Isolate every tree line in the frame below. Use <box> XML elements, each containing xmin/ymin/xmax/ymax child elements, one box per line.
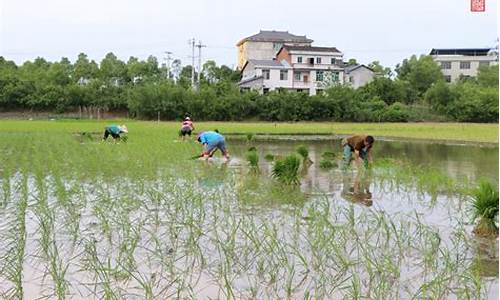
<box><xmin>0</xmin><ymin>53</ymin><xmax>497</xmax><ymax>122</ymax></box>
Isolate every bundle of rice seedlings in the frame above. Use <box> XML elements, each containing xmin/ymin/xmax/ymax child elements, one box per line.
<box><xmin>272</xmin><ymin>155</ymin><xmax>301</xmax><ymax>185</ymax></box>
<box><xmin>471</xmin><ymin>181</ymin><xmax>499</xmax><ymax>237</ymax></box>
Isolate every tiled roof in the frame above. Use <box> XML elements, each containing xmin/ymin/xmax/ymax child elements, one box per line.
<box><xmin>282</xmin><ymin>45</ymin><xmax>341</xmax><ymax>53</ymax></box>
<box><xmin>429</xmin><ymin>48</ymin><xmax>492</xmax><ymax>56</ymax></box>
<box><xmin>237</xmin><ymin>30</ymin><xmax>313</xmax><ymax>46</ymax></box>
<box><xmin>344</xmin><ymin>64</ymin><xmax>374</xmax><ymax>73</ymax></box>
<box><xmin>247</xmin><ymin>59</ymin><xmax>284</xmax><ymax>67</ymax></box>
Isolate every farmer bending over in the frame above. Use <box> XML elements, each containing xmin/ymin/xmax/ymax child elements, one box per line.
<box><xmin>180</xmin><ymin>117</ymin><xmax>195</xmax><ymax>140</ymax></box>
<box><xmin>103</xmin><ymin>124</ymin><xmax>128</xmax><ymax>141</ymax></box>
<box><xmin>197</xmin><ymin>131</ymin><xmax>230</xmax><ymax>161</ymax></box>
<box><xmin>342</xmin><ymin>135</ymin><xmax>374</xmax><ymax>169</ymax></box>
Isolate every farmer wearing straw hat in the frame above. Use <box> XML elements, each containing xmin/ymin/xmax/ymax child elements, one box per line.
<box><xmin>196</xmin><ymin>131</ymin><xmax>230</xmax><ymax>161</ymax></box>
<box><xmin>342</xmin><ymin>135</ymin><xmax>375</xmax><ymax>169</ymax></box>
<box><xmin>102</xmin><ymin>124</ymin><xmax>128</xmax><ymax>141</ymax></box>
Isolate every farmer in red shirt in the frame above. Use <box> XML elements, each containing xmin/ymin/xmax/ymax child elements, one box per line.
<box><xmin>180</xmin><ymin>117</ymin><xmax>195</xmax><ymax>140</ymax></box>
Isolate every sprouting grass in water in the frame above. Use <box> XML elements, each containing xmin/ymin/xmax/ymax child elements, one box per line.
<box><xmin>245</xmin><ymin>148</ymin><xmax>259</xmax><ymax>171</ymax></box>
<box><xmin>296</xmin><ymin>145</ymin><xmax>312</xmax><ymax>163</ymax></box>
<box><xmin>471</xmin><ymin>181</ymin><xmax>499</xmax><ymax>237</ymax></box>
<box><xmin>272</xmin><ymin>155</ymin><xmax>301</xmax><ymax>185</ymax></box>
<box><xmin>318</xmin><ymin>151</ymin><xmax>337</xmax><ymax>170</ymax></box>
<box><xmin>0</xmin><ymin>120</ymin><xmax>495</xmax><ymax>299</ymax></box>
<box><xmin>264</xmin><ymin>154</ymin><xmax>275</xmax><ymax>161</ymax></box>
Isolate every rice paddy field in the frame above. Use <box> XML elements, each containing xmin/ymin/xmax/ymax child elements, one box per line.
<box><xmin>0</xmin><ymin>120</ymin><xmax>498</xmax><ymax>299</ymax></box>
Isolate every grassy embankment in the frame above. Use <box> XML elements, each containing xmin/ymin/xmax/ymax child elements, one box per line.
<box><xmin>0</xmin><ymin>120</ymin><xmax>497</xmax><ymax>143</ymax></box>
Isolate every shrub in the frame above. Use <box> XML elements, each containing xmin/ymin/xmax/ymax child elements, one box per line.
<box><xmin>380</xmin><ymin>102</ymin><xmax>410</xmax><ymax>122</ymax></box>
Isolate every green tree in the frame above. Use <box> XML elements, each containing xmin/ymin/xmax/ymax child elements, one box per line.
<box><xmin>73</xmin><ymin>53</ymin><xmax>99</xmax><ymax>84</ymax></box>
<box><xmin>99</xmin><ymin>52</ymin><xmax>127</xmax><ymax>85</ymax></box>
<box><xmin>476</xmin><ymin>64</ymin><xmax>499</xmax><ymax>87</ymax></box>
<box><xmin>395</xmin><ymin>55</ymin><xmax>443</xmax><ymax>98</ymax></box>
<box><xmin>347</xmin><ymin>58</ymin><xmax>358</xmax><ymax>66</ymax></box>
<box><xmin>368</xmin><ymin>61</ymin><xmax>392</xmax><ymax>77</ymax></box>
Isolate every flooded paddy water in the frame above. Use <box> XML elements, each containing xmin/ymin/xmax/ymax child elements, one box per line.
<box><xmin>0</xmin><ymin>133</ymin><xmax>498</xmax><ymax>299</ymax></box>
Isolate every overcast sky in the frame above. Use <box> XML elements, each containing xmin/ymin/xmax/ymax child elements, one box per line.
<box><xmin>1</xmin><ymin>0</ymin><xmax>498</xmax><ymax>69</ymax></box>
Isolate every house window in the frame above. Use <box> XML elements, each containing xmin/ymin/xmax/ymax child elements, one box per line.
<box><xmin>331</xmin><ymin>58</ymin><xmax>337</xmax><ymax>65</ymax></box>
<box><xmin>297</xmin><ymin>89</ymin><xmax>304</xmax><ymax>93</ymax></box>
<box><xmin>297</xmin><ymin>56</ymin><xmax>302</xmax><ymax>63</ymax></box>
<box><xmin>331</xmin><ymin>72</ymin><xmax>339</xmax><ymax>82</ymax></box>
<box><xmin>263</xmin><ymin>88</ymin><xmax>270</xmax><ymax>94</ymax></box>
<box><xmin>262</xmin><ymin>69</ymin><xmax>270</xmax><ymax>80</ymax></box>
<box><xmin>316</xmin><ymin>57</ymin><xmax>322</xmax><ymax>64</ymax></box>
<box><xmin>273</xmin><ymin>43</ymin><xmax>283</xmax><ymax>53</ymax></box>
<box><xmin>316</xmin><ymin>71</ymin><xmax>324</xmax><ymax>82</ymax></box>
<box><xmin>441</xmin><ymin>61</ymin><xmax>452</xmax><ymax>69</ymax></box>
<box><xmin>303</xmin><ymin>74</ymin><xmax>309</xmax><ymax>82</ymax></box>
<box><xmin>349</xmin><ymin>76</ymin><xmax>354</xmax><ymax>83</ymax></box>
<box><xmin>280</xmin><ymin>70</ymin><xmax>288</xmax><ymax>80</ymax></box>
<box><xmin>459</xmin><ymin>61</ymin><xmax>470</xmax><ymax>69</ymax></box>
<box><xmin>294</xmin><ymin>72</ymin><xmax>301</xmax><ymax>81</ymax></box>
<box><xmin>444</xmin><ymin>75</ymin><xmax>451</xmax><ymax>83</ymax></box>
<box><xmin>308</xmin><ymin>58</ymin><xmax>314</xmax><ymax>64</ymax></box>
<box><xmin>479</xmin><ymin>61</ymin><xmax>490</xmax><ymax>67</ymax></box>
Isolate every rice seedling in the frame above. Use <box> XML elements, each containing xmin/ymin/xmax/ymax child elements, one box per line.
<box><xmin>471</xmin><ymin>181</ymin><xmax>499</xmax><ymax>237</ymax></box>
<box><xmin>272</xmin><ymin>155</ymin><xmax>301</xmax><ymax>185</ymax></box>
<box><xmin>264</xmin><ymin>154</ymin><xmax>275</xmax><ymax>161</ymax></box>
<box><xmin>245</xmin><ymin>148</ymin><xmax>259</xmax><ymax>172</ymax></box>
<box><xmin>319</xmin><ymin>159</ymin><xmax>337</xmax><ymax>170</ymax></box>
<box><xmin>296</xmin><ymin>145</ymin><xmax>313</xmax><ymax>164</ymax></box>
<box><xmin>0</xmin><ymin>120</ymin><xmax>496</xmax><ymax>299</ymax></box>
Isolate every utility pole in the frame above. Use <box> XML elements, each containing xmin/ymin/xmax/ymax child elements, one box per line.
<box><xmin>196</xmin><ymin>40</ymin><xmax>206</xmax><ymax>89</ymax></box>
<box><xmin>188</xmin><ymin>38</ymin><xmax>196</xmax><ymax>89</ymax></box>
<box><xmin>164</xmin><ymin>51</ymin><xmax>173</xmax><ymax>79</ymax></box>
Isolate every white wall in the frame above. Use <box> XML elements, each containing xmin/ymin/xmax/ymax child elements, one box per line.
<box><xmin>432</xmin><ymin>55</ymin><xmax>497</xmax><ymax>82</ymax></box>
<box><xmin>346</xmin><ymin>67</ymin><xmax>374</xmax><ymax>89</ymax></box>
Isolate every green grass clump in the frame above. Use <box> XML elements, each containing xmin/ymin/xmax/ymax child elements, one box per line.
<box><xmin>471</xmin><ymin>181</ymin><xmax>499</xmax><ymax>237</ymax></box>
<box><xmin>319</xmin><ymin>151</ymin><xmax>337</xmax><ymax>169</ymax></box>
<box><xmin>319</xmin><ymin>159</ymin><xmax>337</xmax><ymax>169</ymax></box>
<box><xmin>246</xmin><ymin>133</ymin><xmax>254</xmax><ymax>142</ymax></box>
<box><xmin>321</xmin><ymin>151</ymin><xmax>337</xmax><ymax>160</ymax></box>
<box><xmin>296</xmin><ymin>145</ymin><xmax>309</xmax><ymax>161</ymax></box>
<box><xmin>272</xmin><ymin>155</ymin><xmax>301</xmax><ymax>185</ymax></box>
<box><xmin>245</xmin><ymin>149</ymin><xmax>259</xmax><ymax>169</ymax></box>
<box><xmin>264</xmin><ymin>154</ymin><xmax>275</xmax><ymax>161</ymax></box>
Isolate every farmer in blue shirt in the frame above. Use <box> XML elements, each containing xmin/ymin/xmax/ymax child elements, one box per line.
<box><xmin>102</xmin><ymin>124</ymin><xmax>128</xmax><ymax>141</ymax></box>
<box><xmin>197</xmin><ymin>131</ymin><xmax>230</xmax><ymax>161</ymax></box>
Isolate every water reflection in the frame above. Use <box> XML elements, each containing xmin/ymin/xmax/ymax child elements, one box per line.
<box><xmin>341</xmin><ymin>170</ymin><xmax>373</xmax><ymax>206</ymax></box>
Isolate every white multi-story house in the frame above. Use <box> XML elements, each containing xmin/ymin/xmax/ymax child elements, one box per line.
<box><xmin>430</xmin><ymin>48</ymin><xmax>498</xmax><ymax>82</ymax></box>
<box><xmin>236</xmin><ymin>30</ymin><xmax>313</xmax><ymax>70</ymax></box>
<box><xmin>239</xmin><ymin>46</ymin><xmax>345</xmax><ymax>95</ymax></box>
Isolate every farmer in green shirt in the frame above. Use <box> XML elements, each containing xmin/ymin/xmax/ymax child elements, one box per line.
<box><xmin>102</xmin><ymin>125</ymin><xmax>128</xmax><ymax>141</ymax></box>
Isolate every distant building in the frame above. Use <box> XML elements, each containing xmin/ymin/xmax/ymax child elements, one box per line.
<box><xmin>430</xmin><ymin>48</ymin><xmax>498</xmax><ymax>82</ymax></box>
<box><xmin>236</xmin><ymin>30</ymin><xmax>313</xmax><ymax>70</ymax></box>
<box><xmin>344</xmin><ymin>64</ymin><xmax>375</xmax><ymax>89</ymax></box>
<box><xmin>239</xmin><ymin>45</ymin><xmax>344</xmax><ymax>96</ymax></box>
